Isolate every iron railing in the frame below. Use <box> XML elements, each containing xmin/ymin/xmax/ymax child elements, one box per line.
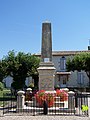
<box><xmin>2</xmin><ymin>91</ymin><xmax>90</xmax><ymax>116</ymax></box>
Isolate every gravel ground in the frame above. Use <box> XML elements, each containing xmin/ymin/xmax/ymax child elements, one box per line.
<box><xmin>0</xmin><ymin>107</ymin><xmax>90</xmax><ymax>120</ymax></box>
<box><xmin>0</xmin><ymin>115</ymin><xmax>90</xmax><ymax>120</ymax></box>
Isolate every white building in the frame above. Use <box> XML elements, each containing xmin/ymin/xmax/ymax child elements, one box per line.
<box><xmin>3</xmin><ymin>76</ymin><xmax>13</xmax><ymax>88</ymax></box>
<box><xmin>3</xmin><ymin>76</ymin><xmax>33</xmax><ymax>88</ymax></box>
<box><xmin>52</xmin><ymin>50</ymin><xmax>89</xmax><ymax>89</ymax></box>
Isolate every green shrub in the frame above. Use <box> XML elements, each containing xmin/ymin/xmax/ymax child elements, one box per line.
<box><xmin>54</xmin><ymin>85</ymin><xmax>60</xmax><ymax>90</ymax></box>
<box><xmin>29</xmin><ymin>83</ymin><xmax>34</xmax><ymax>88</ymax></box>
<box><xmin>0</xmin><ymin>82</ymin><xmax>4</xmax><ymax>91</ymax></box>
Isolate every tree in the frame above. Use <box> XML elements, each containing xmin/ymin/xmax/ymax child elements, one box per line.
<box><xmin>66</xmin><ymin>52</ymin><xmax>90</xmax><ymax>87</ymax></box>
<box><xmin>0</xmin><ymin>60</ymin><xmax>6</xmax><ymax>82</ymax></box>
<box><xmin>1</xmin><ymin>50</ymin><xmax>40</xmax><ymax>90</ymax></box>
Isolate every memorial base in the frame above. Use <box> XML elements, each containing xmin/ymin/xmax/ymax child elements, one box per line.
<box><xmin>37</xmin><ymin>62</ymin><xmax>56</xmax><ymax>91</ymax></box>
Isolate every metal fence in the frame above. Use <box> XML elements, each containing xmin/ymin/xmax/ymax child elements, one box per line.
<box><xmin>75</xmin><ymin>92</ymin><xmax>89</xmax><ymax>116</ymax></box>
<box><xmin>2</xmin><ymin>91</ymin><xmax>90</xmax><ymax>116</ymax></box>
<box><xmin>3</xmin><ymin>92</ymin><xmax>17</xmax><ymax>115</ymax></box>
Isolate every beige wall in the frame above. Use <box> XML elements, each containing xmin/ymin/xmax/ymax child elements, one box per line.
<box><xmin>52</xmin><ymin>55</ymin><xmax>89</xmax><ymax>88</ymax></box>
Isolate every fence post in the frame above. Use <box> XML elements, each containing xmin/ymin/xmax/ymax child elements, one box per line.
<box><xmin>68</xmin><ymin>91</ymin><xmax>75</xmax><ymax>109</ymax></box>
<box><xmin>43</xmin><ymin>100</ymin><xmax>48</xmax><ymax>115</ymax></box>
<box><xmin>17</xmin><ymin>90</ymin><xmax>25</xmax><ymax>112</ymax></box>
<box><xmin>32</xmin><ymin>96</ymin><xmax>36</xmax><ymax>116</ymax></box>
<box><xmin>88</xmin><ymin>95</ymin><xmax>90</xmax><ymax>117</ymax></box>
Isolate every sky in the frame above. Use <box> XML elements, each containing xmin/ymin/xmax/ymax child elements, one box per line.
<box><xmin>0</xmin><ymin>0</ymin><xmax>90</xmax><ymax>59</ymax></box>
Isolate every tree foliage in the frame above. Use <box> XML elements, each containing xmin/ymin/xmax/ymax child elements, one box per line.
<box><xmin>0</xmin><ymin>60</ymin><xmax>6</xmax><ymax>82</ymax></box>
<box><xmin>1</xmin><ymin>50</ymin><xmax>40</xmax><ymax>90</ymax></box>
<box><xmin>66</xmin><ymin>52</ymin><xmax>90</xmax><ymax>87</ymax></box>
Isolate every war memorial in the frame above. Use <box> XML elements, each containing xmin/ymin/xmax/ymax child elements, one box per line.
<box><xmin>38</xmin><ymin>21</ymin><xmax>56</xmax><ymax>91</ymax></box>
<box><xmin>1</xmin><ymin>22</ymin><xmax>90</xmax><ymax>117</ymax></box>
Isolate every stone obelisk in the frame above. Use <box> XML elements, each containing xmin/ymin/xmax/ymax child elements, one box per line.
<box><xmin>41</xmin><ymin>22</ymin><xmax>52</xmax><ymax>62</ymax></box>
<box><xmin>38</xmin><ymin>21</ymin><xmax>56</xmax><ymax>91</ymax></box>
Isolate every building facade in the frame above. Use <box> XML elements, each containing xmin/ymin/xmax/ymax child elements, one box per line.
<box><xmin>52</xmin><ymin>50</ymin><xmax>90</xmax><ymax>89</ymax></box>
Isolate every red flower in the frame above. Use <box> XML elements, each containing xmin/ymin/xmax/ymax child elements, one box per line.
<box><xmin>35</xmin><ymin>90</ymin><xmax>55</xmax><ymax>107</ymax></box>
<box><xmin>56</xmin><ymin>89</ymin><xmax>68</xmax><ymax>101</ymax></box>
<box><xmin>35</xmin><ymin>90</ymin><xmax>45</xmax><ymax>106</ymax></box>
<box><xmin>45</xmin><ymin>93</ymin><xmax>55</xmax><ymax>107</ymax></box>
<box><xmin>35</xmin><ymin>89</ymin><xmax>68</xmax><ymax>107</ymax></box>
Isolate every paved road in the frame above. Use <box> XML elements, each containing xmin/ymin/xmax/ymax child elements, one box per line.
<box><xmin>0</xmin><ymin>115</ymin><xmax>90</xmax><ymax>120</ymax></box>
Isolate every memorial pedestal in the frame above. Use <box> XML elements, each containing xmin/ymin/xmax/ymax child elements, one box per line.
<box><xmin>38</xmin><ymin>62</ymin><xmax>56</xmax><ymax>91</ymax></box>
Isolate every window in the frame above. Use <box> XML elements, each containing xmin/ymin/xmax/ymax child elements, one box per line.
<box><xmin>77</xmin><ymin>72</ymin><xmax>84</xmax><ymax>85</ymax></box>
<box><xmin>63</xmin><ymin>78</ymin><xmax>67</xmax><ymax>84</ymax></box>
<box><xmin>59</xmin><ymin>75</ymin><xmax>67</xmax><ymax>87</ymax></box>
<box><xmin>59</xmin><ymin>56</ymin><xmax>66</xmax><ymax>71</ymax></box>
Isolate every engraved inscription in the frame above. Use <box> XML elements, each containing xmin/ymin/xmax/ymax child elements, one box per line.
<box><xmin>40</xmin><ymin>79</ymin><xmax>53</xmax><ymax>90</ymax></box>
